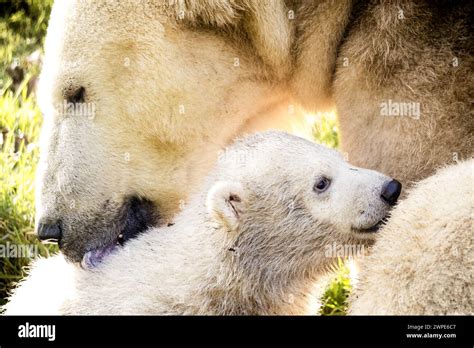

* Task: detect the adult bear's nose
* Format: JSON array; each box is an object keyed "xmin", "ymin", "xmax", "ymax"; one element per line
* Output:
[
  {"xmin": 381, "ymin": 179, "xmax": 402, "ymax": 206},
  {"xmin": 37, "ymin": 219, "xmax": 62, "ymax": 243}
]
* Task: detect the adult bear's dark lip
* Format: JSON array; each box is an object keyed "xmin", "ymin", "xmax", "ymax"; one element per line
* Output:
[
  {"xmin": 81, "ymin": 196, "xmax": 159, "ymax": 269},
  {"xmin": 117, "ymin": 196, "xmax": 159, "ymax": 243}
]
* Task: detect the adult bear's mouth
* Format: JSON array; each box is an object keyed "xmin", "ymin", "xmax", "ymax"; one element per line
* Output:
[{"xmin": 81, "ymin": 196, "xmax": 159, "ymax": 268}]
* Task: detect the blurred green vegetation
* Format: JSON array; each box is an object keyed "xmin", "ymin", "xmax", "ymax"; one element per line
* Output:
[
  {"xmin": 0, "ymin": 0, "xmax": 53, "ymax": 85},
  {"xmin": 312, "ymin": 114, "xmax": 339, "ymax": 149},
  {"xmin": 319, "ymin": 259, "xmax": 352, "ymax": 315},
  {"xmin": 0, "ymin": 0, "xmax": 54, "ymax": 306},
  {"xmin": 0, "ymin": 0, "xmax": 351, "ymax": 314}
]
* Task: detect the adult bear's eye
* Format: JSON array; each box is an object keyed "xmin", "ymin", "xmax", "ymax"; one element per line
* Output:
[
  {"xmin": 313, "ymin": 177, "xmax": 331, "ymax": 193},
  {"xmin": 66, "ymin": 86, "xmax": 85, "ymax": 104}
]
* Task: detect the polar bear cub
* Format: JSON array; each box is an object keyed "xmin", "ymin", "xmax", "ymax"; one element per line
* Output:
[{"xmin": 4, "ymin": 131, "xmax": 400, "ymax": 315}]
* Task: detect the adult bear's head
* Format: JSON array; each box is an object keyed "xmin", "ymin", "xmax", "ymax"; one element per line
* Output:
[{"xmin": 35, "ymin": 0, "xmax": 294, "ymax": 264}]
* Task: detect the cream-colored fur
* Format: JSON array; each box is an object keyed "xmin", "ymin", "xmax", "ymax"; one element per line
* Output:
[
  {"xmin": 332, "ymin": 1, "xmax": 473, "ymax": 184},
  {"xmin": 36, "ymin": 0, "xmax": 472, "ymax": 262},
  {"xmin": 290, "ymin": 0, "xmax": 352, "ymax": 112},
  {"xmin": 287, "ymin": 1, "xmax": 473, "ymax": 184},
  {"xmin": 349, "ymin": 160, "xmax": 474, "ymax": 315},
  {"xmin": 36, "ymin": 0, "xmax": 299, "ymax": 261},
  {"xmin": 4, "ymin": 132, "xmax": 395, "ymax": 315}
]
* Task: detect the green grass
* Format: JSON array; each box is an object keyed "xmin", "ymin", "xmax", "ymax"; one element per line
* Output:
[
  {"xmin": 0, "ymin": 80, "xmax": 58, "ymax": 306},
  {"xmin": 0, "ymin": 0, "xmax": 351, "ymax": 314},
  {"xmin": 311, "ymin": 113, "xmax": 339, "ymax": 150},
  {"xmin": 319, "ymin": 259, "xmax": 352, "ymax": 315},
  {"xmin": 0, "ymin": 0, "xmax": 54, "ymax": 306},
  {"xmin": 0, "ymin": 0, "xmax": 52, "ymax": 85}
]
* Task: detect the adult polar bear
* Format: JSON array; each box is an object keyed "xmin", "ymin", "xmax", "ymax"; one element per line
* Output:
[{"xmin": 35, "ymin": 0, "xmax": 473, "ymax": 264}]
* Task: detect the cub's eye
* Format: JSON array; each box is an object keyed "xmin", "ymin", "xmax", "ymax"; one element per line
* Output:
[{"xmin": 313, "ymin": 177, "xmax": 331, "ymax": 193}]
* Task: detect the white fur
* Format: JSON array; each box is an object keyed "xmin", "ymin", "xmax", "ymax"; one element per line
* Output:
[
  {"xmin": 4, "ymin": 132, "xmax": 393, "ymax": 315},
  {"xmin": 35, "ymin": 0, "xmax": 472, "ymax": 263},
  {"xmin": 35, "ymin": 0, "xmax": 299, "ymax": 261},
  {"xmin": 350, "ymin": 160, "xmax": 474, "ymax": 315}
]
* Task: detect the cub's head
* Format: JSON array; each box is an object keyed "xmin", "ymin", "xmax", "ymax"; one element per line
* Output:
[{"xmin": 206, "ymin": 131, "xmax": 401, "ymax": 267}]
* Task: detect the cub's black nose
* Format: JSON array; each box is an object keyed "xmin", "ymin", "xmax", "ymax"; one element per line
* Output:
[
  {"xmin": 37, "ymin": 220, "xmax": 62, "ymax": 243},
  {"xmin": 381, "ymin": 179, "xmax": 402, "ymax": 206}
]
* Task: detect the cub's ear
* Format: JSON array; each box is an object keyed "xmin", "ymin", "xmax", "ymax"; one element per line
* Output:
[{"xmin": 206, "ymin": 181, "xmax": 247, "ymax": 231}]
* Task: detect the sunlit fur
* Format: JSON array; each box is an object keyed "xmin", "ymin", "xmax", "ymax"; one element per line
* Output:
[
  {"xmin": 35, "ymin": 0, "xmax": 298, "ymax": 261},
  {"xmin": 36, "ymin": 0, "xmax": 472, "ymax": 261},
  {"xmin": 350, "ymin": 160, "xmax": 474, "ymax": 315},
  {"xmin": 290, "ymin": 0, "xmax": 473, "ymax": 184},
  {"xmin": 4, "ymin": 132, "xmax": 392, "ymax": 315}
]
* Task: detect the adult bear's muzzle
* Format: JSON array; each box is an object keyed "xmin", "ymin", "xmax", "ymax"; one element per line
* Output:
[{"xmin": 36, "ymin": 195, "xmax": 160, "ymax": 267}]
